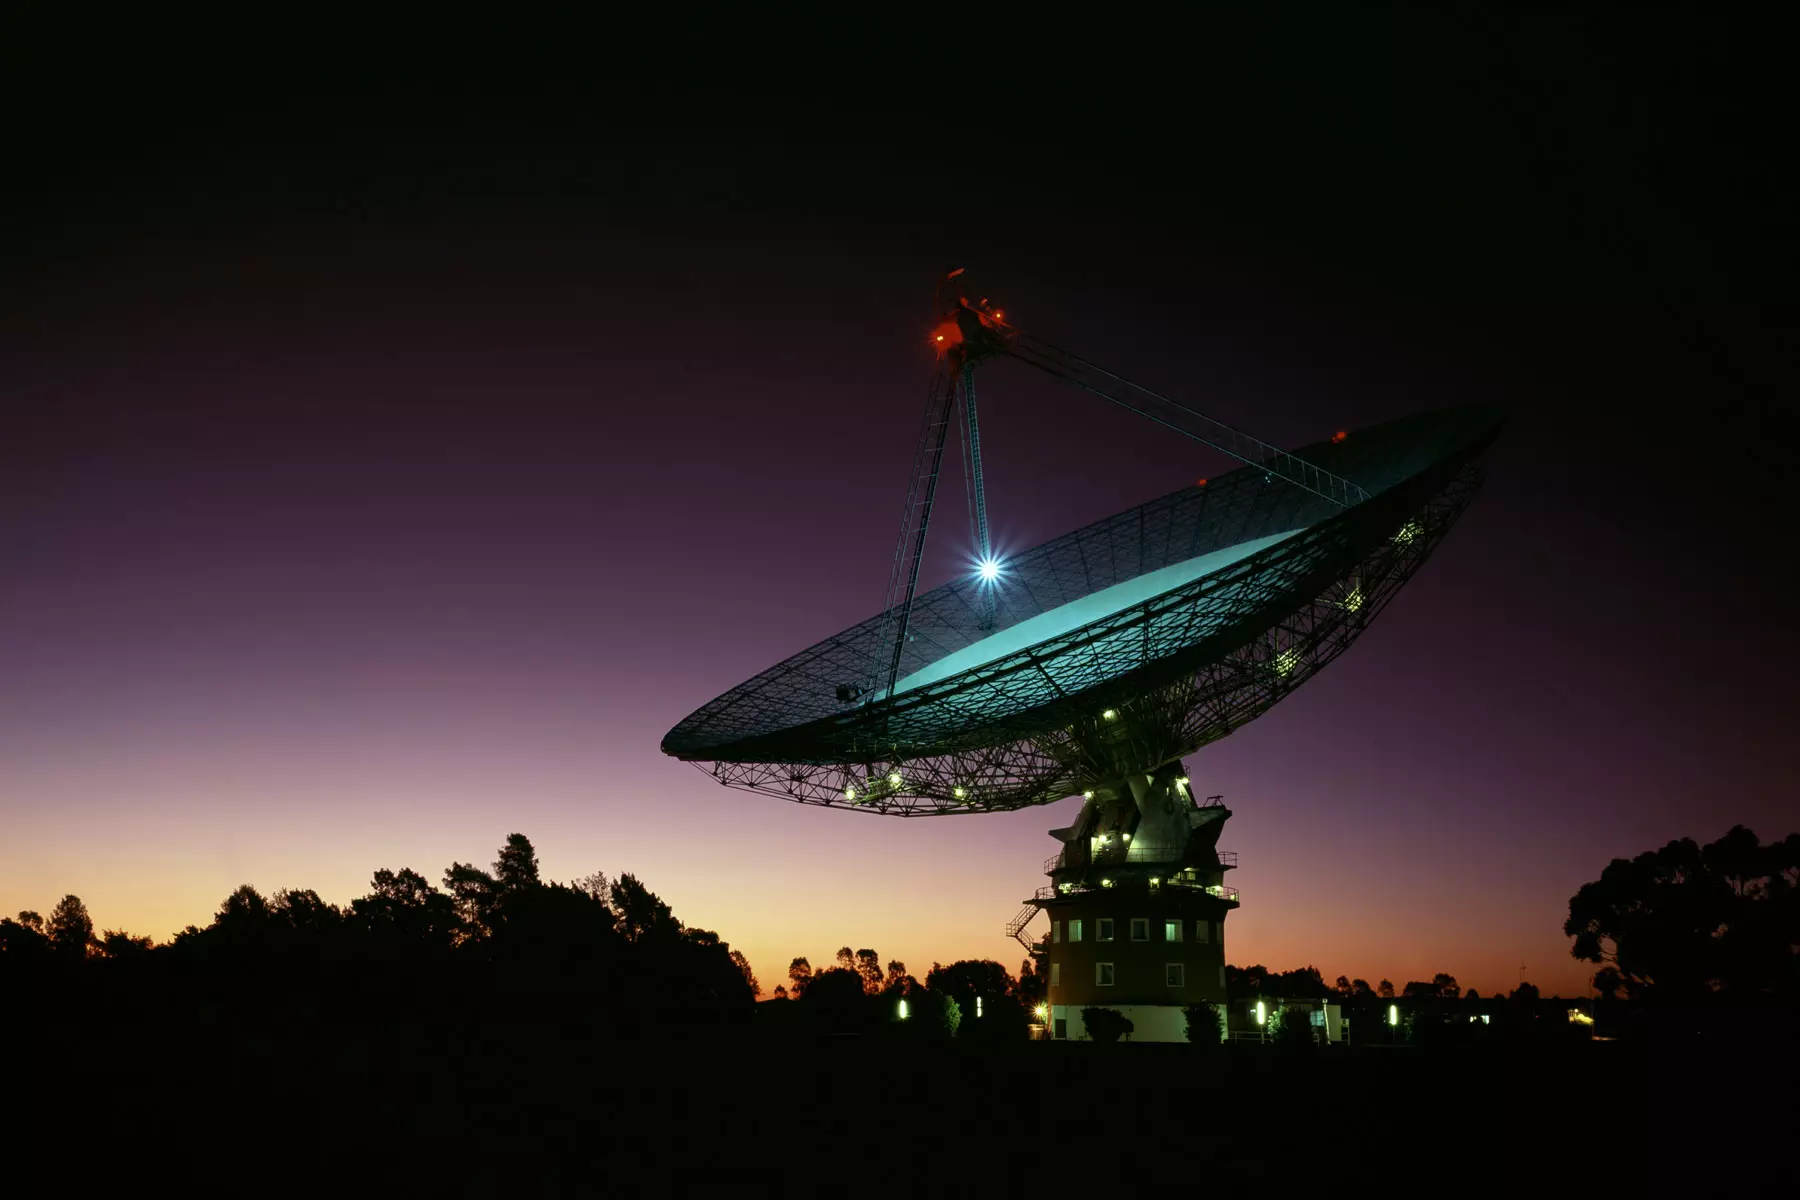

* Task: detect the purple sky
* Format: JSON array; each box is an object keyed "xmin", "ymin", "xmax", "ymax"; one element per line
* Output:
[{"xmin": 1, "ymin": 12, "xmax": 1792, "ymax": 996}]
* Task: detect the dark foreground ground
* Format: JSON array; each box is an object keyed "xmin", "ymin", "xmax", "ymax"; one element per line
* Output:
[{"xmin": 21, "ymin": 1019, "xmax": 1797, "ymax": 1193}]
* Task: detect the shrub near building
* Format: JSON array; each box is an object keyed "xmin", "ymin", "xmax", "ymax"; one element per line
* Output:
[
  {"xmin": 1184, "ymin": 1002, "xmax": 1225, "ymax": 1047},
  {"xmin": 1081, "ymin": 1007, "xmax": 1134, "ymax": 1043}
]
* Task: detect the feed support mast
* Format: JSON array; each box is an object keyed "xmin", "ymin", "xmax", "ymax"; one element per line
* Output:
[{"xmin": 874, "ymin": 272, "xmax": 1013, "ymax": 700}]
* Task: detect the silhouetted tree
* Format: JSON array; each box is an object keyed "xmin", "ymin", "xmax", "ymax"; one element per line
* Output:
[
  {"xmin": 1402, "ymin": 974, "xmax": 1459, "ymax": 1001},
  {"xmin": 48, "ymin": 895, "xmax": 94, "ymax": 960},
  {"xmin": 17, "ymin": 911, "xmax": 44, "ymax": 934},
  {"xmin": 1504, "ymin": 981, "xmax": 1543, "ymax": 1035},
  {"xmin": 1337, "ymin": 977, "xmax": 1380, "ymax": 1027},
  {"xmin": 1271, "ymin": 966, "xmax": 1329, "ymax": 999},
  {"xmin": 217, "ymin": 885, "xmax": 269, "ymax": 925},
  {"xmin": 730, "ymin": 949, "xmax": 760, "ymax": 997},
  {"xmin": 800, "ymin": 967, "xmax": 867, "ymax": 1030},
  {"xmin": 884, "ymin": 960, "xmax": 909, "ymax": 995},
  {"xmin": 443, "ymin": 861, "xmax": 499, "ymax": 936},
  {"xmin": 98, "ymin": 930, "xmax": 154, "ymax": 958},
  {"xmin": 922, "ymin": 960, "xmax": 1026, "ymax": 1040},
  {"xmin": 1225, "ymin": 963, "xmax": 1269, "ymax": 1002},
  {"xmin": 1565, "ymin": 825, "xmax": 1800, "ymax": 1013},
  {"xmin": 835, "ymin": 946, "xmax": 855, "ymax": 972},
  {"xmin": 610, "ymin": 874, "xmax": 679, "ymax": 944},
  {"xmin": 853, "ymin": 949, "xmax": 883, "ymax": 994},
  {"xmin": 492, "ymin": 833, "xmax": 540, "ymax": 892},
  {"xmin": 0, "ymin": 915, "xmax": 49, "ymax": 959},
  {"xmin": 926, "ymin": 960, "xmax": 1013, "ymax": 1014},
  {"xmin": 352, "ymin": 867, "xmax": 459, "ymax": 951},
  {"xmin": 1377, "ymin": 979, "xmax": 1395, "ymax": 999},
  {"xmin": 271, "ymin": 888, "xmax": 341, "ymax": 935},
  {"xmin": 787, "ymin": 956, "xmax": 812, "ymax": 998},
  {"xmin": 771, "ymin": 984, "xmax": 788, "ymax": 1000}
]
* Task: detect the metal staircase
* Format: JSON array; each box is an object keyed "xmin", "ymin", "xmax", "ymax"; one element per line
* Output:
[{"xmin": 1004, "ymin": 904, "xmax": 1038, "ymax": 951}]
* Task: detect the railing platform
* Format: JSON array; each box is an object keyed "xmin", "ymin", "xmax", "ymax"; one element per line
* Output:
[
  {"xmin": 1045, "ymin": 847, "xmax": 1239, "ymax": 873},
  {"xmin": 1033, "ymin": 881, "xmax": 1238, "ymax": 903}
]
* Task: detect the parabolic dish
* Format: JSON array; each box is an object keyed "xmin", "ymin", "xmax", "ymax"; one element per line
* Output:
[{"xmin": 663, "ymin": 405, "xmax": 1503, "ymax": 814}]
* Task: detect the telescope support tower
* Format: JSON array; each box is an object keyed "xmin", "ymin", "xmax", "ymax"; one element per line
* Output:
[{"xmin": 1023, "ymin": 755, "xmax": 1239, "ymax": 1042}]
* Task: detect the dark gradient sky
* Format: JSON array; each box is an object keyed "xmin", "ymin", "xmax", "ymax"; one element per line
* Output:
[{"xmin": 2, "ymin": 11, "xmax": 1793, "ymax": 995}]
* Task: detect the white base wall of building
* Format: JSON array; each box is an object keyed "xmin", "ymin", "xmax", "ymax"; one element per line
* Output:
[{"xmin": 1051, "ymin": 1002, "xmax": 1225, "ymax": 1043}]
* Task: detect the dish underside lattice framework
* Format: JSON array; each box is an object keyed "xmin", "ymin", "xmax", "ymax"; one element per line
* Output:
[{"xmin": 662, "ymin": 405, "xmax": 1503, "ymax": 815}]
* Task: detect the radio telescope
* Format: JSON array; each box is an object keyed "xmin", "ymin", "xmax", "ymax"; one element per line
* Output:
[{"xmin": 662, "ymin": 271, "xmax": 1502, "ymax": 1040}]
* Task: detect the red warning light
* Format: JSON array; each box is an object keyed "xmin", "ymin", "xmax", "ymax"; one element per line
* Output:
[
  {"xmin": 1196, "ymin": 478, "xmax": 1208, "ymax": 487},
  {"xmin": 1331, "ymin": 430, "xmax": 1348, "ymax": 443}
]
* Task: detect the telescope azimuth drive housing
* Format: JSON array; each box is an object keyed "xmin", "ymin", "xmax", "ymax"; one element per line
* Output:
[{"xmin": 661, "ymin": 274, "xmax": 1503, "ymax": 818}]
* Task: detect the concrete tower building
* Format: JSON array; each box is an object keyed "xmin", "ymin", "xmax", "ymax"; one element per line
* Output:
[{"xmin": 1025, "ymin": 760, "xmax": 1237, "ymax": 1042}]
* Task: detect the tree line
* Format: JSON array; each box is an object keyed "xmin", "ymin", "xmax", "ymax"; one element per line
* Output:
[
  {"xmin": 8, "ymin": 823, "xmax": 1788, "ymax": 1047},
  {"xmin": 763, "ymin": 948, "xmax": 1045, "ymax": 1040},
  {"xmin": 1, "ymin": 833, "xmax": 757, "ymax": 1033},
  {"xmin": 0, "ymin": 833, "xmax": 1055, "ymax": 1045}
]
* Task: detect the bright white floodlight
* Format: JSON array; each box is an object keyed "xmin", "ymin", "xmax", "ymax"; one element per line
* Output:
[{"xmin": 978, "ymin": 558, "xmax": 1001, "ymax": 583}]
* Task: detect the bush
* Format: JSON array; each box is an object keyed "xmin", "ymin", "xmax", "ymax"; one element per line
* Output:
[
  {"xmin": 959, "ymin": 993, "xmax": 1030, "ymax": 1042},
  {"xmin": 1184, "ymin": 1002, "xmax": 1224, "ymax": 1046},
  {"xmin": 1081, "ymin": 1007, "xmax": 1134, "ymax": 1044},
  {"xmin": 1271, "ymin": 1006, "xmax": 1318, "ymax": 1051},
  {"xmin": 894, "ymin": 989, "xmax": 960, "ymax": 1040},
  {"xmin": 800, "ymin": 967, "xmax": 872, "ymax": 1033}
]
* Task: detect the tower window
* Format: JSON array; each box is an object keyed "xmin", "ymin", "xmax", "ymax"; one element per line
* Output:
[
  {"xmin": 1068, "ymin": 919, "xmax": 1084, "ymax": 943},
  {"xmin": 1053, "ymin": 920, "xmax": 1061, "ymax": 944},
  {"xmin": 1050, "ymin": 962, "xmax": 1061, "ymax": 986},
  {"xmin": 1130, "ymin": 918, "xmax": 1149, "ymax": 942},
  {"xmin": 1212, "ymin": 920, "xmax": 1222, "ymax": 943},
  {"xmin": 1097, "ymin": 918, "xmax": 1115, "ymax": 942},
  {"xmin": 1166, "ymin": 963, "xmax": 1185, "ymax": 987},
  {"xmin": 1096, "ymin": 962, "xmax": 1115, "ymax": 987},
  {"xmin": 1195, "ymin": 921, "xmax": 1210, "ymax": 944},
  {"xmin": 1164, "ymin": 920, "xmax": 1183, "ymax": 942}
]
